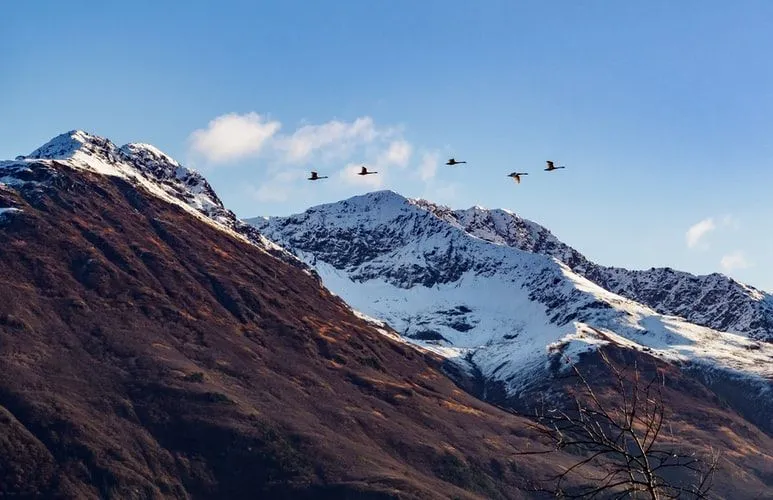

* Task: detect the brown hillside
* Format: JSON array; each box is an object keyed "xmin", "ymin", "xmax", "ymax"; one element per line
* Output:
[
  {"xmin": 0, "ymin": 163, "xmax": 583, "ymax": 499},
  {"xmin": 488, "ymin": 344, "xmax": 773, "ymax": 499}
]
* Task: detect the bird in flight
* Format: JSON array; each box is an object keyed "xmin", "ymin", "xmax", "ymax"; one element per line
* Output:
[
  {"xmin": 507, "ymin": 172, "xmax": 529, "ymax": 184},
  {"xmin": 446, "ymin": 158, "xmax": 467, "ymax": 166},
  {"xmin": 357, "ymin": 165, "xmax": 378, "ymax": 175},
  {"xmin": 307, "ymin": 171, "xmax": 328, "ymax": 181},
  {"xmin": 544, "ymin": 160, "xmax": 566, "ymax": 172}
]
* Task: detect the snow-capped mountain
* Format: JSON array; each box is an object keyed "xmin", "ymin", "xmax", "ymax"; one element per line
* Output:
[
  {"xmin": 250, "ymin": 191, "xmax": 773, "ymax": 400},
  {"xmin": 2, "ymin": 130, "xmax": 302, "ymax": 268},
  {"xmin": 419, "ymin": 201, "xmax": 773, "ymax": 341}
]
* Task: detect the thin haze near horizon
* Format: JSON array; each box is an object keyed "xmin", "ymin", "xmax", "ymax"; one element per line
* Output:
[{"xmin": 2, "ymin": 1, "xmax": 771, "ymax": 292}]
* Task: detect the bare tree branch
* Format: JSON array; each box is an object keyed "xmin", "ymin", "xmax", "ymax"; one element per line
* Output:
[{"xmin": 515, "ymin": 349, "xmax": 720, "ymax": 499}]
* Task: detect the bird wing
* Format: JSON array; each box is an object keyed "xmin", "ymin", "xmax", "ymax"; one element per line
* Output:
[
  {"xmin": 360, "ymin": 166, "xmax": 367, "ymax": 174},
  {"xmin": 546, "ymin": 160, "xmax": 554, "ymax": 169}
]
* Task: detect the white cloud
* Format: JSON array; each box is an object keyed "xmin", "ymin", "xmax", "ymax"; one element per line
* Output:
[
  {"xmin": 418, "ymin": 152, "xmax": 439, "ymax": 181},
  {"xmin": 189, "ymin": 112, "xmax": 281, "ymax": 163},
  {"xmin": 381, "ymin": 140, "xmax": 413, "ymax": 167},
  {"xmin": 275, "ymin": 117, "xmax": 381, "ymax": 163},
  {"xmin": 270, "ymin": 169, "xmax": 306, "ymax": 183},
  {"xmin": 188, "ymin": 112, "xmax": 408, "ymax": 170},
  {"xmin": 720, "ymin": 251, "xmax": 752, "ymax": 272},
  {"xmin": 188, "ymin": 111, "xmax": 447, "ymax": 197},
  {"xmin": 719, "ymin": 214, "xmax": 739, "ymax": 229},
  {"xmin": 685, "ymin": 217, "xmax": 716, "ymax": 249}
]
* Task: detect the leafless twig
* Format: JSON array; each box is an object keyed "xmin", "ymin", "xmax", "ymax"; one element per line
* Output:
[{"xmin": 518, "ymin": 350, "xmax": 719, "ymax": 499}]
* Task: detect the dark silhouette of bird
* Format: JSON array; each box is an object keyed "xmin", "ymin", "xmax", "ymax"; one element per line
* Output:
[
  {"xmin": 446, "ymin": 158, "xmax": 467, "ymax": 166},
  {"xmin": 544, "ymin": 160, "xmax": 566, "ymax": 172},
  {"xmin": 358, "ymin": 166, "xmax": 378, "ymax": 175},
  {"xmin": 307, "ymin": 171, "xmax": 328, "ymax": 181},
  {"xmin": 507, "ymin": 172, "xmax": 529, "ymax": 184}
]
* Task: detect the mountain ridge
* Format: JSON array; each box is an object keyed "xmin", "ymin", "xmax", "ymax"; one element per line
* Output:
[
  {"xmin": 298, "ymin": 189, "xmax": 773, "ymax": 339},
  {"xmin": 250, "ymin": 190, "xmax": 773, "ymax": 416},
  {"xmin": 435, "ymin": 197, "xmax": 773, "ymax": 339}
]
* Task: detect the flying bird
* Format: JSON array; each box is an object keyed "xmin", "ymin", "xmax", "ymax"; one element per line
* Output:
[
  {"xmin": 544, "ymin": 160, "xmax": 566, "ymax": 172},
  {"xmin": 507, "ymin": 172, "xmax": 529, "ymax": 184},
  {"xmin": 307, "ymin": 171, "xmax": 328, "ymax": 181},
  {"xmin": 446, "ymin": 158, "xmax": 467, "ymax": 166},
  {"xmin": 358, "ymin": 166, "xmax": 378, "ymax": 175}
]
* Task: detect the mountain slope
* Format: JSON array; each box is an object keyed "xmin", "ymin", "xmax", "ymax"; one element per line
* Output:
[
  {"xmin": 250, "ymin": 192, "xmax": 773, "ymax": 423},
  {"xmin": 0, "ymin": 133, "xmax": 603, "ymax": 499}
]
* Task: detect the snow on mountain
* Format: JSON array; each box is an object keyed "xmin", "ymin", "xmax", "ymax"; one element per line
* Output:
[
  {"xmin": 250, "ymin": 190, "xmax": 773, "ymax": 397},
  {"xmin": 419, "ymin": 200, "xmax": 773, "ymax": 341},
  {"xmin": 1, "ymin": 130, "xmax": 300, "ymax": 268},
  {"xmin": 586, "ymin": 266, "xmax": 773, "ymax": 340}
]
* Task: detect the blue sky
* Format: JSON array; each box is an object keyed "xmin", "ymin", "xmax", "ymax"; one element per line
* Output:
[{"xmin": 2, "ymin": 1, "xmax": 772, "ymax": 291}]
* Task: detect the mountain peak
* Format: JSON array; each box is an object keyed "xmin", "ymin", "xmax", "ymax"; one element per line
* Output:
[
  {"xmin": 353, "ymin": 189, "xmax": 409, "ymax": 206},
  {"xmin": 22, "ymin": 131, "xmax": 185, "ymax": 175},
  {"xmin": 25, "ymin": 130, "xmax": 117, "ymax": 161},
  {"xmin": 290, "ymin": 189, "xmax": 417, "ymax": 226},
  {"xmin": 256, "ymin": 191, "xmax": 773, "ymax": 343},
  {"xmin": 3, "ymin": 130, "xmax": 301, "ymax": 269}
]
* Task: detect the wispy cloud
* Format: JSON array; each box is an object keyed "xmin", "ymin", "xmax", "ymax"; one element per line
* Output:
[
  {"xmin": 685, "ymin": 214, "xmax": 739, "ymax": 250},
  {"xmin": 719, "ymin": 214, "xmax": 739, "ymax": 229},
  {"xmin": 190, "ymin": 111, "xmax": 445, "ymax": 199},
  {"xmin": 685, "ymin": 217, "xmax": 716, "ymax": 249},
  {"xmin": 381, "ymin": 140, "xmax": 413, "ymax": 167},
  {"xmin": 274, "ymin": 117, "xmax": 383, "ymax": 164},
  {"xmin": 720, "ymin": 251, "xmax": 752, "ymax": 272},
  {"xmin": 189, "ymin": 112, "xmax": 281, "ymax": 163},
  {"xmin": 189, "ymin": 113, "xmax": 405, "ymax": 168},
  {"xmin": 417, "ymin": 151, "xmax": 439, "ymax": 181}
]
